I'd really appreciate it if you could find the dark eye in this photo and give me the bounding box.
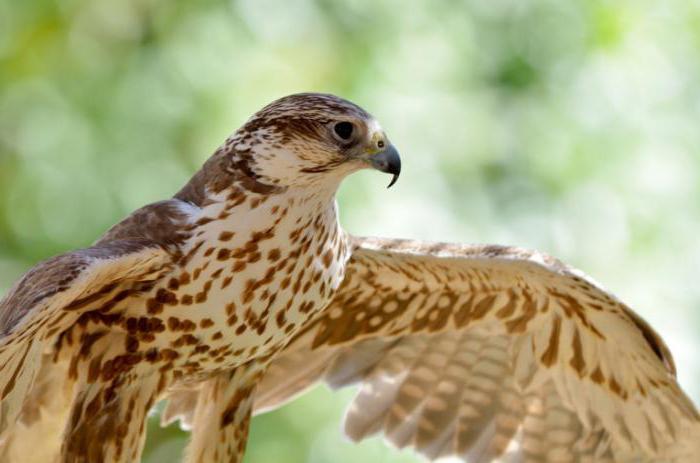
[333,121,354,141]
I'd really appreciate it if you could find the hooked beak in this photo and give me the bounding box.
[369,144,401,188]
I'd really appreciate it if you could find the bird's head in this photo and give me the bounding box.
[223,93,401,190]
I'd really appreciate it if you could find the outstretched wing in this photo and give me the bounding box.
[254,236,699,462]
[0,199,193,440]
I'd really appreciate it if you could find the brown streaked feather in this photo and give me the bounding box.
[0,240,162,336]
[62,371,163,463]
[0,199,193,452]
[1,199,195,337]
[97,199,197,248]
[0,241,172,446]
[183,365,261,463]
[0,354,71,463]
[248,236,699,462]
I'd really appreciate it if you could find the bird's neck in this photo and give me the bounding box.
[174,151,352,286]
[181,178,348,267]
[167,179,350,360]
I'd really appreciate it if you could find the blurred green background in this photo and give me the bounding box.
[2,0,700,461]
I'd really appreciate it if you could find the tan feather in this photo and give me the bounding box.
[183,365,261,463]
[0,355,72,463]
[248,236,700,462]
[161,385,200,430]
[0,242,173,443]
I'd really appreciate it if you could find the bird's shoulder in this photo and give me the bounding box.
[97,198,200,250]
[0,199,199,337]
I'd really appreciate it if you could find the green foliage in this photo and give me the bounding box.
[1,0,700,461]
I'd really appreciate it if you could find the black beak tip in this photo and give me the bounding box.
[387,173,399,188]
[372,144,401,188]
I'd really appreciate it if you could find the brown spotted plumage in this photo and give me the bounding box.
[0,93,697,463]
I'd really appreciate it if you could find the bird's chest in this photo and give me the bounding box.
[137,192,349,375]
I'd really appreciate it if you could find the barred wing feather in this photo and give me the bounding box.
[254,237,699,462]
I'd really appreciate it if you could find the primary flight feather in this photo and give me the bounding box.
[0,93,696,463]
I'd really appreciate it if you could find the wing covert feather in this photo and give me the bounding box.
[0,199,194,440]
[254,236,699,462]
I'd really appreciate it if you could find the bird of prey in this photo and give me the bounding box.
[0,93,697,463]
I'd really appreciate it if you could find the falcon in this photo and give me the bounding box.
[0,93,697,463]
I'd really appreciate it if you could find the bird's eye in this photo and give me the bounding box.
[333,121,354,141]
